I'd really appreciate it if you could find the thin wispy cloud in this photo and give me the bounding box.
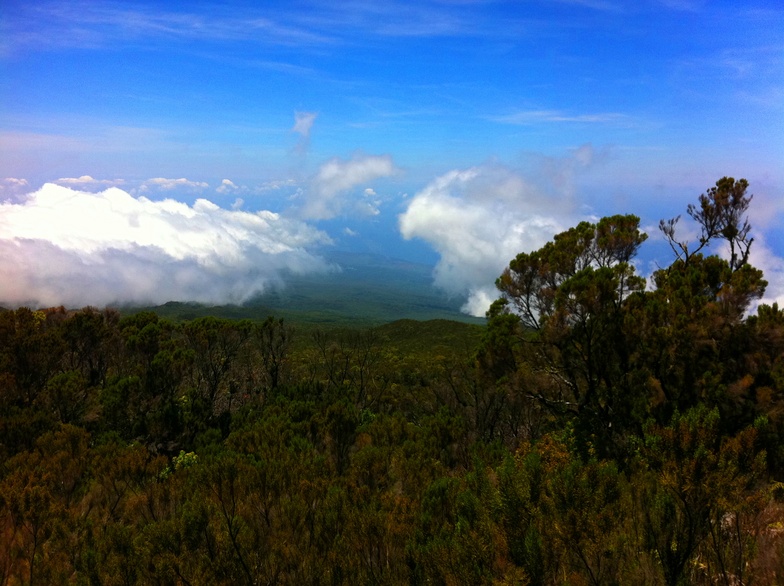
[257,179,299,192]
[4,2,337,53]
[292,112,318,137]
[550,0,624,11]
[657,0,706,11]
[292,111,318,155]
[1,178,29,190]
[491,110,630,125]
[139,178,209,192]
[55,175,125,188]
[0,125,175,164]
[2,0,548,58]
[286,1,489,39]
[0,130,89,153]
[0,178,31,200]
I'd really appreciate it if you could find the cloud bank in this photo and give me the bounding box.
[399,166,571,316]
[0,184,332,308]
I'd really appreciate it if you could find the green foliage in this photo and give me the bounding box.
[0,177,782,584]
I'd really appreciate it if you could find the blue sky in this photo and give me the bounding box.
[1,0,782,314]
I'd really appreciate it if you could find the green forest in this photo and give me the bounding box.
[1,178,782,585]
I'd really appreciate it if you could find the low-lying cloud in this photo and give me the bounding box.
[399,166,572,316]
[0,183,332,308]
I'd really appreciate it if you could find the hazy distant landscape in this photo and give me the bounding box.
[120,251,484,326]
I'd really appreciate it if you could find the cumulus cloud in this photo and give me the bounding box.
[399,166,574,317]
[298,154,396,220]
[0,183,332,308]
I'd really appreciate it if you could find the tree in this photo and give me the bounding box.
[496,215,647,332]
[659,176,754,272]
[182,317,251,428]
[490,179,772,453]
[61,307,121,389]
[492,215,648,453]
[252,316,292,395]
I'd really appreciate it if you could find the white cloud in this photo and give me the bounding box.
[2,177,29,188]
[399,166,572,316]
[216,178,238,193]
[55,175,125,188]
[748,234,784,309]
[0,178,30,199]
[0,183,332,308]
[292,111,317,155]
[292,111,317,137]
[256,178,298,192]
[298,154,396,220]
[140,177,209,192]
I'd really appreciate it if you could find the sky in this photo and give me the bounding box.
[1,0,782,315]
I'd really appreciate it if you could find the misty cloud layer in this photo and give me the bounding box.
[0,184,332,307]
[399,166,571,317]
